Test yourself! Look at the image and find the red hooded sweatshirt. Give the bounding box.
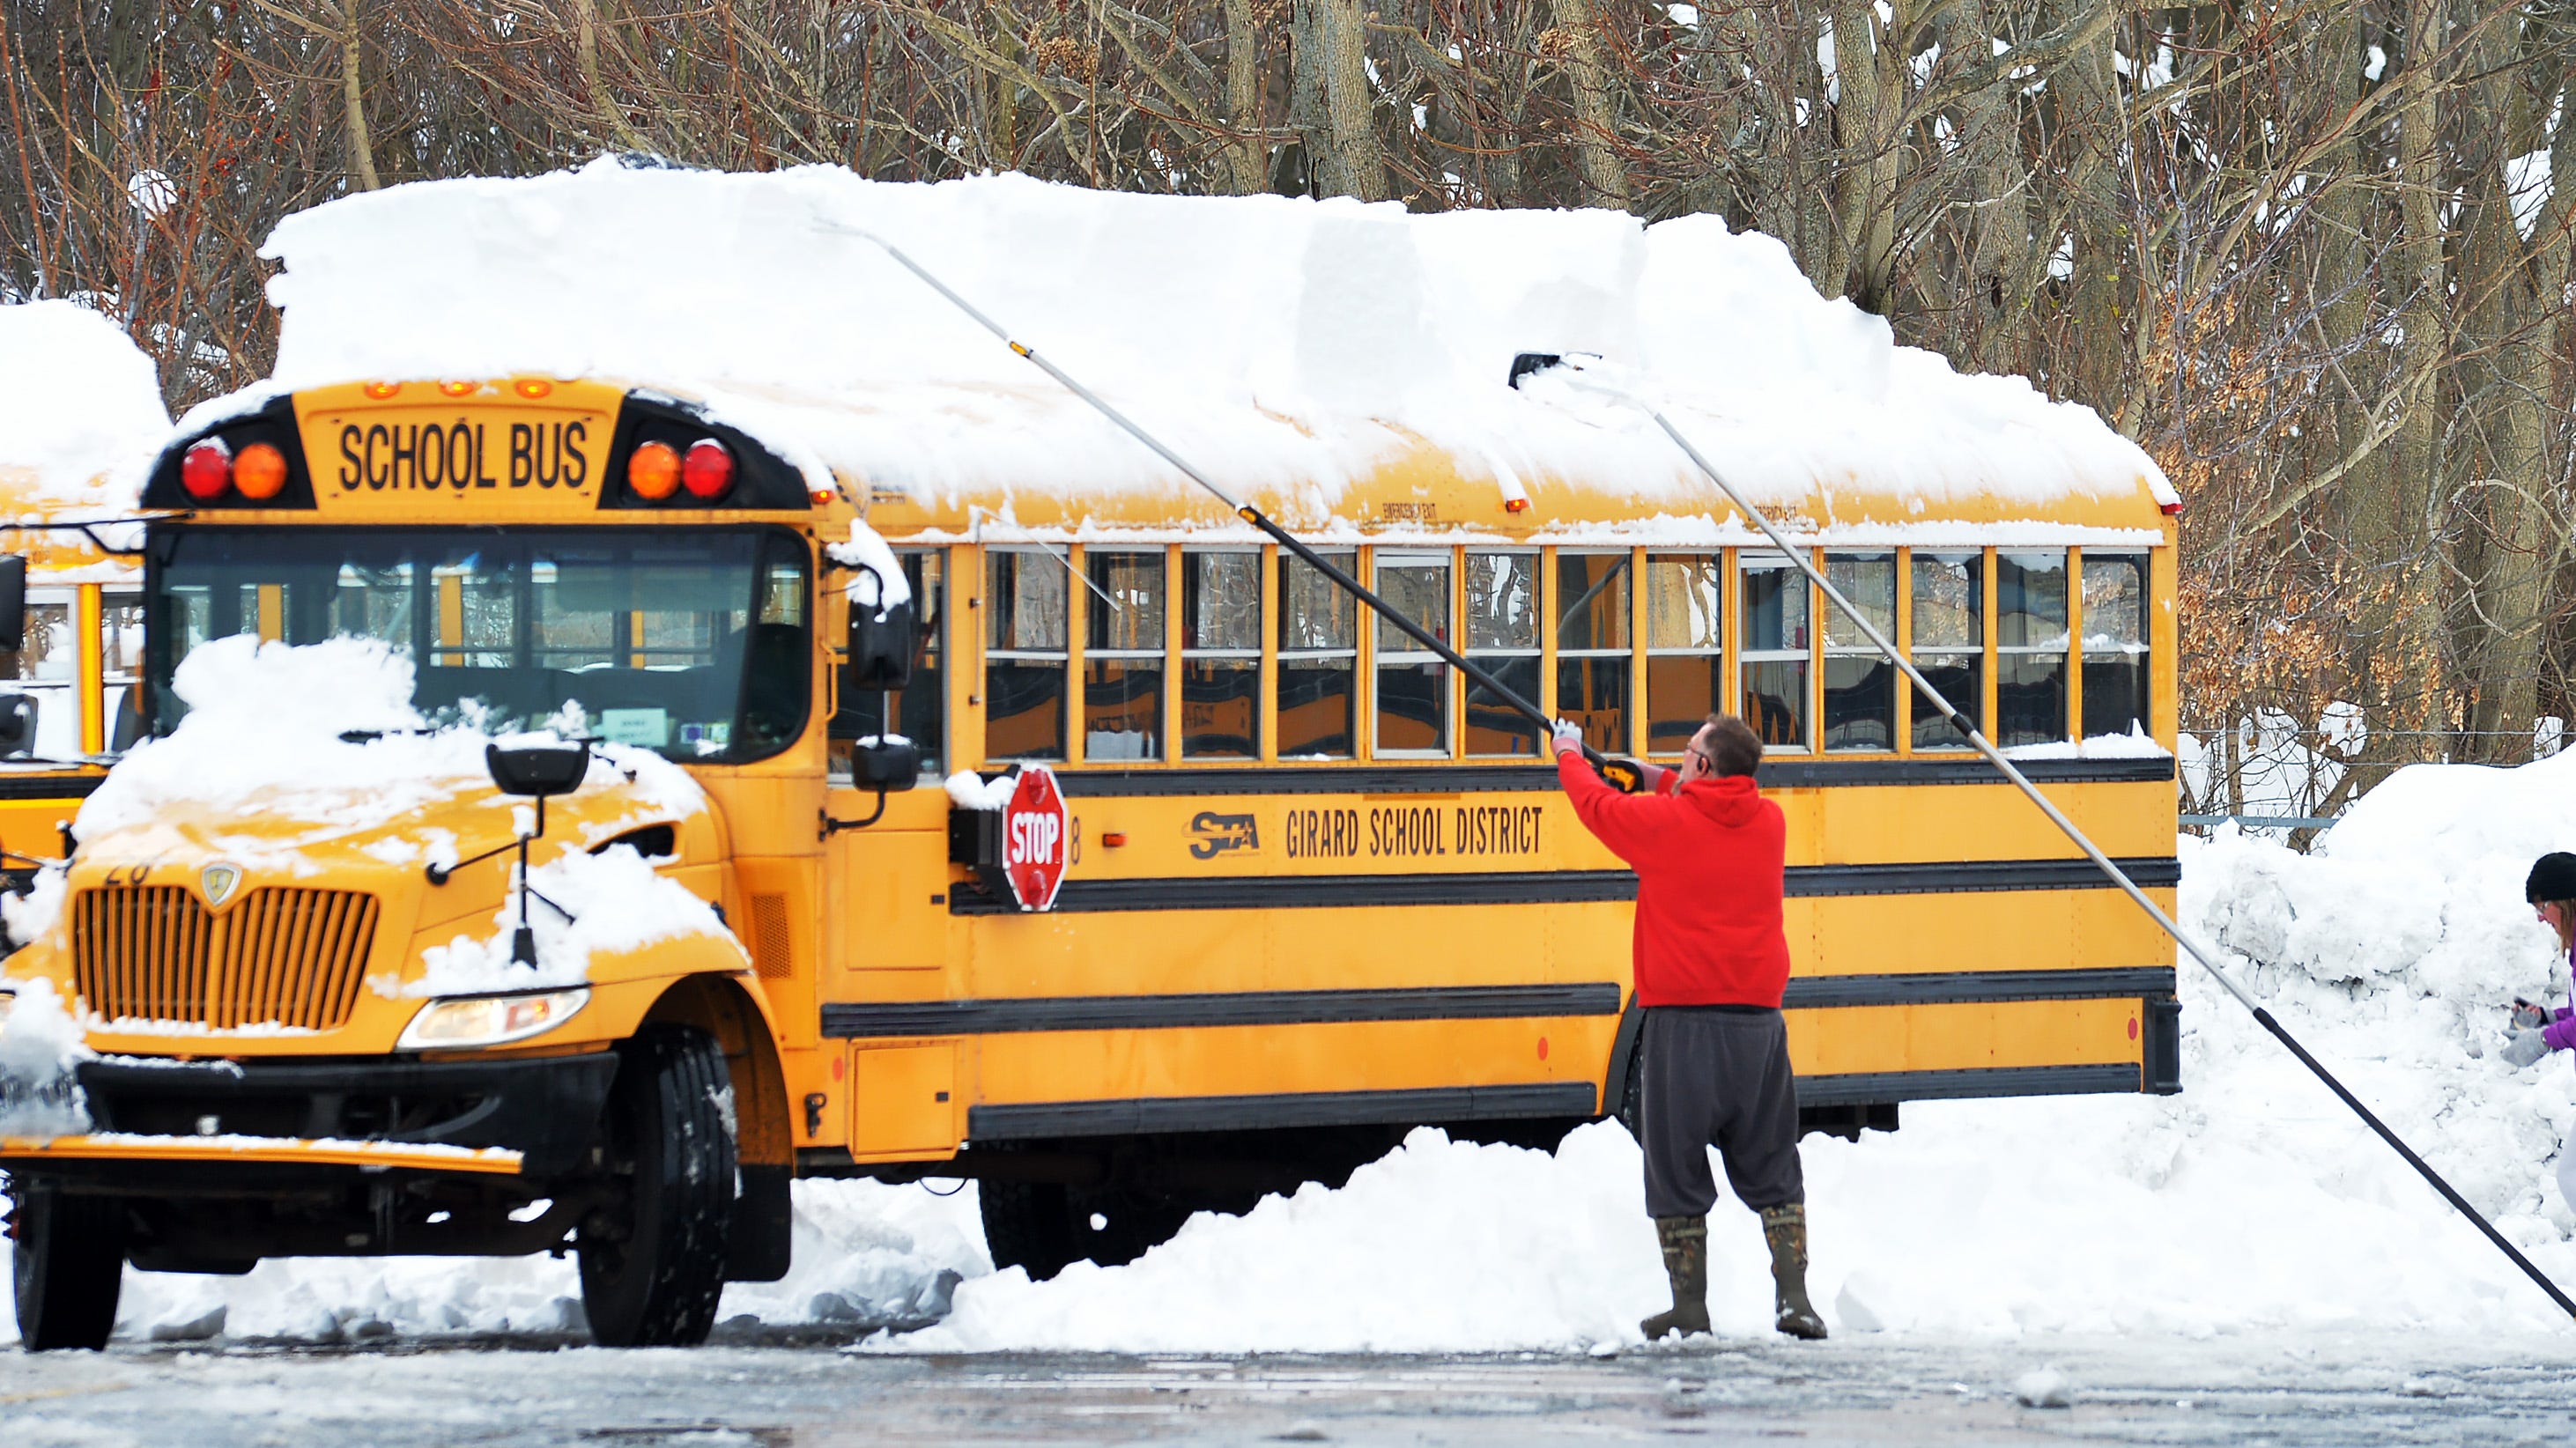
[1557,750,1793,1007]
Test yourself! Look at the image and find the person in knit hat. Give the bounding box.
[2503,852,2576,1206]
[1553,712,1825,1343]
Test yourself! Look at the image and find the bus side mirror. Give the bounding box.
[485,741,590,798]
[0,694,34,757]
[0,556,26,654]
[847,567,915,691]
[850,735,922,790]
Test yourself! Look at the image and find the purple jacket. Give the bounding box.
[2547,943,2576,1053]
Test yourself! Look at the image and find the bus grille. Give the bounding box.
[73,886,381,1031]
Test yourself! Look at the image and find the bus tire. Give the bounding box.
[580,1026,735,1348]
[11,1184,124,1351]
[979,1179,1080,1282]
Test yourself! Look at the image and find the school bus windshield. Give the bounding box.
[145,526,811,762]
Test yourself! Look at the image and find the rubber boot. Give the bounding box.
[1638,1215,1710,1341]
[1760,1203,1828,1341]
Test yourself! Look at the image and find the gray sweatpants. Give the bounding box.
[1638,1004,1805,1218]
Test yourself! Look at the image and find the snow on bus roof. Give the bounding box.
[0,300,167,509]
[248,160,2175,524]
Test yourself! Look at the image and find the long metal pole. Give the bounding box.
[835,225,1619,774]
[1517,353,2576,1319]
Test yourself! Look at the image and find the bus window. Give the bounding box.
[1463,550,1539,757]
[2082,553,2149,739]
[1738,553,1809,749]
[1645,554,1723,755]
[0,602,72,684]
[986,549,1068,761]
[1277,549,1356,758]
[1910,550,1982,750]
[1998,550,2069,747]
[1556,552,1630,755]
[152,529,804,762]
[1822,552,1895,751]
[833,550,943,773]
[1373,552,1451,757]
[1084,550,1165,762]
[1181,550,1259,759]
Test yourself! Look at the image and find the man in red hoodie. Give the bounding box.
[1555,712,1825,1342]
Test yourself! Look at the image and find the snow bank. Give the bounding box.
[0,299,169,506]
[247,164,2171,525]
[31,750,2576,1351]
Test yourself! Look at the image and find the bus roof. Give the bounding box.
[224,165,2173,546]
[0,301,167,583]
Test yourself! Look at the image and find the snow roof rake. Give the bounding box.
[832,221,2573,1322]
[824,222,1630,787]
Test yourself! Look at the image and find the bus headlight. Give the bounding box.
[397,987,588,1051]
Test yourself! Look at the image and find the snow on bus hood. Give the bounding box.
[239,163,2173,522]
[75,635,705,866]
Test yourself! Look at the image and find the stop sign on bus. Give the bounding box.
[1003,765,1070,912]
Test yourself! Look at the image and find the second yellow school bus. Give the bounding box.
[0,373,2178,1346]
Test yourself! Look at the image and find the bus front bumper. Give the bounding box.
[1,1050,619,1183]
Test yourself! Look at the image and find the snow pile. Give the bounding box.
[0,299,169,506]
[243,164,2172,528]
[78,635,701,854]
[407,844,741,996]
[0,977,92,1139]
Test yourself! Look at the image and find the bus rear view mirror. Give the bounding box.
[0,556,26,654]
[0,694,35,757]
[485,741,591,798]
[850,735,921,790]
[847,568,915,691]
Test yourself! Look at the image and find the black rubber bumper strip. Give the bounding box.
[825,982,1624,1038]
[966,1082,1603,1139]
[1793,1062,2144,1106]
[822,967,2177,1039]
[0,772,105,801]
[947,855,2182,915]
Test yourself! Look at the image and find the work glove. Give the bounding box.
[2512,1000,2550,1031]
[2503,1028,2551,1069]
[1551,719,1585,757]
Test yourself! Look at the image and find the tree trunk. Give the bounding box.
[337,1,380,190]
[1221,0,1269,196]
[1552,0,1630,210]
[1294,0,1386,201]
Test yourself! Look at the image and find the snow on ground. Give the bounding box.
[0,299,169,506]
[15,749,2576,1349]
[239,163,2171,530]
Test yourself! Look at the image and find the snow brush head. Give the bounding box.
[1506,352,1566,388]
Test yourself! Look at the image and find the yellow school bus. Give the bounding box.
[0,373,2178,1348]
[0,475,146,876]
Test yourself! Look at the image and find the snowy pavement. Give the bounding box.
[8,1332,2576,1446]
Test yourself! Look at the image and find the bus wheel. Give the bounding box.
[979,1180,1079,1282]
[1066,1186,1194,1269]
[579,1027,736,1347]
[11,1184,124,1351]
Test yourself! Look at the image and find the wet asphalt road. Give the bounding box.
[6,1328,2576,1445]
